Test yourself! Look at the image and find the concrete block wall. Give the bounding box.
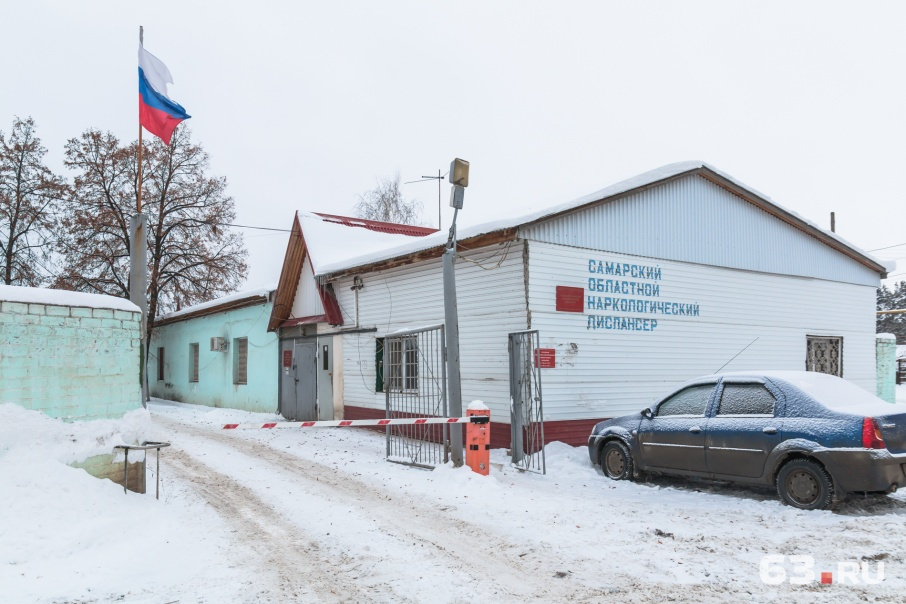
[0,300,143,420]
[876,333,897,403]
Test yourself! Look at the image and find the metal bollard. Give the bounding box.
[466,401,491,475]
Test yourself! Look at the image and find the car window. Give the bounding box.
[717,383,776,416]
[656,385,714,417]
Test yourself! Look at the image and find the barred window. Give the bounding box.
[189,343,199,383]
[233,337,248,384]
[387,336,418,392]
[806,336,842,377]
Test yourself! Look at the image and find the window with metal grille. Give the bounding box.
[189,343,199,383]
[157,347,165,381]
[233,337,248,384]
[387,335,418,392]
[806,336,843,377]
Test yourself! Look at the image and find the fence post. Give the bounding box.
[466,400,491,475]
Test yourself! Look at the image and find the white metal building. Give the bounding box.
[273,162,890,446]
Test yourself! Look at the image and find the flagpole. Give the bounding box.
[132,24,149,406]
[138,25,143,213]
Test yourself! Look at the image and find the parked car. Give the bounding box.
[587,371,906,509]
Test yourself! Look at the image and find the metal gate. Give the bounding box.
[384,325,448,468]
[508,330,546,474]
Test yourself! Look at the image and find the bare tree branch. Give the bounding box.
[354,171,422,225]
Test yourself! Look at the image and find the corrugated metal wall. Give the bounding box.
[528,241,877,419]
[521,174,880,287]
[331,241,527,424]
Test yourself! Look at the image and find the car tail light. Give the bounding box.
[862,417,886,450]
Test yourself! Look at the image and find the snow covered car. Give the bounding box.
[587,371,906,510]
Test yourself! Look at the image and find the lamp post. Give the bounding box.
[444,158,469,466]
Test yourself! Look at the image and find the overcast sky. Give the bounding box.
[3,1,906,289]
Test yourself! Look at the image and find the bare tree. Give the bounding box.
[56,126,248,336]
[354,171,422,225]
[0,117,66,285]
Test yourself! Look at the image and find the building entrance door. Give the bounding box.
[279,339,317,421]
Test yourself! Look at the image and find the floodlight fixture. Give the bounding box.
[449,158,469,187]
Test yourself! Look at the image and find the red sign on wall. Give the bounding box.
[555,286,584,313]
[534,348,556,369]
[282,350,293,368]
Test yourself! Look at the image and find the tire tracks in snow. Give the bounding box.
[155,414,603,602]
[165,446,385,604]
[156,414,807,603]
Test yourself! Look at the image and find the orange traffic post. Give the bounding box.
[466,400,491,475]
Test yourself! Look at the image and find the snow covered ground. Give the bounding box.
[3,398,906,603]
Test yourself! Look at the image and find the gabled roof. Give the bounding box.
[314,161,891,279]
[267,213,437,331]
[154,284,275,327]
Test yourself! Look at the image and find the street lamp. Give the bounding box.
[444,157,469,466]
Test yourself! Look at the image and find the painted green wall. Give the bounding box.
[0,301,142,420]
[876,334,896,403]
[149,302,278,413]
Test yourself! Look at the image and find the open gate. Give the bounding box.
[508,330,546,474]
[384,325,448,468]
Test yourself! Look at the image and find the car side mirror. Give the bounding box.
[641,408,653,419]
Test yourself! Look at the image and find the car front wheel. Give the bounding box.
[600,440,634,481]
[776,459,834,510]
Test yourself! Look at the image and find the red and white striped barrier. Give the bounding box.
[222,416,487,430]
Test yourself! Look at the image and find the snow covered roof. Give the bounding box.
[313,161,891,277]
[268,213,436,331]
[298,212,430,274]
[155,284,276,325]
[0,284,139,312]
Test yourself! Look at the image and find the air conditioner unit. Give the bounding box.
[210,337,228,352]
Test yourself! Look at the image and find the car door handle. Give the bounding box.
[689,426,702,434]
[762,427,778,435]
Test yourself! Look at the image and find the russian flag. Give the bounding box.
[138,44,190,145]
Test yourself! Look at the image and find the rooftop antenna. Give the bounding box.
[404,169,448,230]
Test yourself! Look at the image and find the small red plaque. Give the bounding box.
[534,348,556,369]
[283,350,293,368]
[556,286,584,313]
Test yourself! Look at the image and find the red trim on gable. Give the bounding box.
[280,314,328,327]
[313,213,437,237]
[317,282,343,326]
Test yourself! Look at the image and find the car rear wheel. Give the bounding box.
[600,440,634,481]
[776,459,834,510]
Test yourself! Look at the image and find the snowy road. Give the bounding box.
[148,401,906,603]
[4,398,906,603]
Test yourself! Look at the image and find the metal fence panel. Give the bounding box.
[385,325,448,468]
[509,330,546,474]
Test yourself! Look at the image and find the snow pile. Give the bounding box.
[0,403,151,464]
[0,404,237,603]
[0,284,139,312]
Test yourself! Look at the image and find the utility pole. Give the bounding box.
[444,158,469,467]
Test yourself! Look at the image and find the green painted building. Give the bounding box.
[149,286,278,413]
